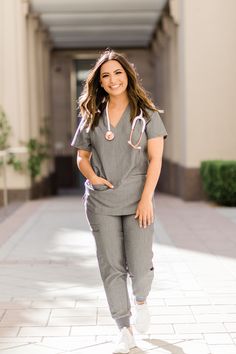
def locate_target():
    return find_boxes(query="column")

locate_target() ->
[0,0,30,192]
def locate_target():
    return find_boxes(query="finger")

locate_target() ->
[104,180,114,189]
[147,214,151,226]
[151,213,154,224]
[139,215,143,228]
[143,216,147,228]
[135,210,139,219]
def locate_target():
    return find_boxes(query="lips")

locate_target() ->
[109,84,121,89]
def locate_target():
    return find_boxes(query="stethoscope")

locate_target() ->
[105,102,146,149]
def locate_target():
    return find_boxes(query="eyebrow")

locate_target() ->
[101,69,122,75]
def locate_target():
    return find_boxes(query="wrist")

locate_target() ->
[141,191,153,201]
[88,173,98,184]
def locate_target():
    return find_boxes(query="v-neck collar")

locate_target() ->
[103,103,130,130]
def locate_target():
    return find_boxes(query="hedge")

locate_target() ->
[200,160,236,206]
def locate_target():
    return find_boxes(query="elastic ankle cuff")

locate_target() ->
[135,297,146,302]
[116,315,130,329]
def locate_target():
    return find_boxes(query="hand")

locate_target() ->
[135,197,154,228]
[89,175,114,189]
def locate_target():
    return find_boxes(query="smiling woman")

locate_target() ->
[71,48,167,353]
[100,60,129,136]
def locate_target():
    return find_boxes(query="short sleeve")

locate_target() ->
[71,118,92,151]
[145,111,168,140]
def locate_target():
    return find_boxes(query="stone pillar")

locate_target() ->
[0,0,54,203]
[151,14,182,195]
[27,14,41,139]
[0,0,31,196]
[0,0,30,144]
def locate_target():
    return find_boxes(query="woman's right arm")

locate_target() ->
[77,150,114,188]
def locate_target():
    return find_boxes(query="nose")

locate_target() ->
[109,75,116,84]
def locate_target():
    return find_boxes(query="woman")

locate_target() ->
[71,49,167,353]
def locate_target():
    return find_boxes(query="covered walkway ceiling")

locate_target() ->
[30,0,168,49]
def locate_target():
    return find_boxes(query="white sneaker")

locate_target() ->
[133,302,150,334]
[113,327,136,354]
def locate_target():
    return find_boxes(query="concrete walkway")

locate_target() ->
[0,194,236,354]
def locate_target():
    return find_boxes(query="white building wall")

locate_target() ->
[183,0,236,166]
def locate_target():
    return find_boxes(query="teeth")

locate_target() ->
[110,85,120,88]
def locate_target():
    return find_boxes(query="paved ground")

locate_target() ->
[0,193,236,354]
[0,202,24,224]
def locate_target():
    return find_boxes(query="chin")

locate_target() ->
[109,89,127,97]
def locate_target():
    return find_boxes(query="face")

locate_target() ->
[100,60,128,98]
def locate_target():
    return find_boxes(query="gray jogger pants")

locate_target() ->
[86,209,154,329]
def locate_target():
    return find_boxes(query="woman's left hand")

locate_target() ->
[135,196,154,228]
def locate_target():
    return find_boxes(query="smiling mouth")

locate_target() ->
[109,84,121,89]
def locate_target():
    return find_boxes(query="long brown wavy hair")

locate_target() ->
[78,48,159,129]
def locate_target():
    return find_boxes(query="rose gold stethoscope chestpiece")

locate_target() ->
[105,130,114,141]
[105,102,115,141]
[128,109,146,149]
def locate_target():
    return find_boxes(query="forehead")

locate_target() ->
[100,60,123,74]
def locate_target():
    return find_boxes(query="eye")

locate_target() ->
[102,74,108,78]
[115,71,122,74]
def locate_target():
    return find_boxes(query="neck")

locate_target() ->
[108,93,129,108]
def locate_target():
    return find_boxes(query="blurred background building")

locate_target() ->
[0,0,236,206]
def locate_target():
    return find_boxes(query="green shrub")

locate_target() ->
[0,106,11,150]
[0,106,23,171]
[200,160,236,206]
[26,138,49,179]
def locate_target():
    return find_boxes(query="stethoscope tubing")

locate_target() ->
[105,102,146,149]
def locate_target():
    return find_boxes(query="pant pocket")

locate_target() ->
[86,209,100,232]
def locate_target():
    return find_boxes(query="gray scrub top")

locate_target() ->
[71,104,167,215]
